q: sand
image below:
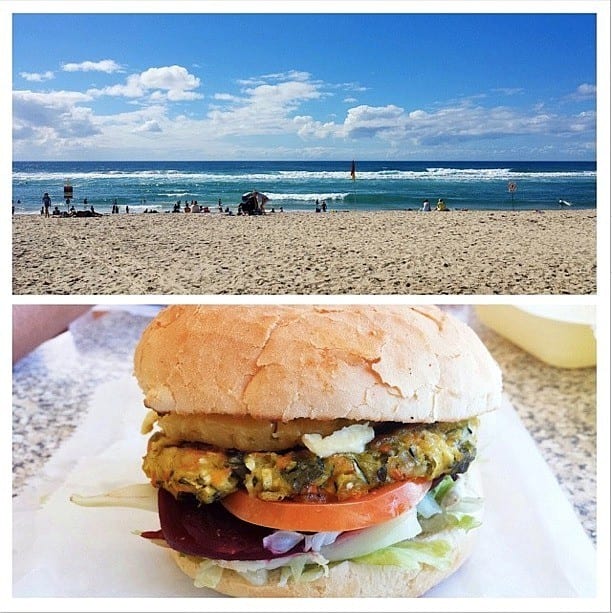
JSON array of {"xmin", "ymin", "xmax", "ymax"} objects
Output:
[{"xmin": 12, "ymin": 210, "xmax": 597, "ymax": 295}]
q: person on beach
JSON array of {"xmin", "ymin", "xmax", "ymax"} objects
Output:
[
  {"xmin": 436, "ymin": 198, "xmax": 448, "ymax": 211},
  {"xmin": 125, "ymin": 205, "xmax": 130, "ymax": 214},
  {"xmin": 42, "ymin": 192, "xmax": 51, "ymax": 218},
  {"xmin": 322, "ymin": 200, "xmax": 327, "ymax": 212},
  {"xmin": 422, "ymin": 199, "xmax": 431, "ymax": 212}
]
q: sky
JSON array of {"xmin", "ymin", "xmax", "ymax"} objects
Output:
[{"xmin": 11, "ymin": 10, "xmax": 599, "ymax": 161}]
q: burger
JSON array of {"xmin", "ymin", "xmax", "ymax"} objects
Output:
[{"xmin": 79, "ymin": 304, "xmax": 502, "ymax": 597}]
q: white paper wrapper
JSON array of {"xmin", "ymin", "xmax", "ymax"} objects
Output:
[{"xmin": 13, "ymin": 374, "xmax": 596, "ymax": 600}]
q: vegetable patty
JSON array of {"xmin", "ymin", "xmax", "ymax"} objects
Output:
[{"xmin": 143, "ymin": 419, "xmax": 478, "ymax": 504}]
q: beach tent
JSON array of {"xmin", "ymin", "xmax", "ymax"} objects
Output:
[{"xmin": 241, "ymin": 191, "xmax": 269, "ymax": 214}]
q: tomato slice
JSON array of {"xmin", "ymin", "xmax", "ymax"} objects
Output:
[{"xmin": 221, "ymin": 480, "xmax": 431, "ymax": 532}]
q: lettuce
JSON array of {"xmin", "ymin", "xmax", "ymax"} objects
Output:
[
  {"xmin": 419, "ymin": 512, "xmax": 481, "ymax": 535},
  {"xmin": 431, "ymin": 475, "xmax": 456, "ymax": 503},
  {"xmin": 193, "ymin": 558, "xmax": 224, "ymax": 589},
  {"xmin": 352, "ymin": 539, "xmax": 453, "ymax": 571},
  {"xmin": 418, "ymin": 473, "xmax": 483, "ymax": 535}
]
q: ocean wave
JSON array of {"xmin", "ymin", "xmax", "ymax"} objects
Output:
[
  {"xmin": 12, "ymin": 167, "xmax": 596, "ymax": 184},
  {"xmin": 265, "ymin": 192, "xmax": 349, "ymax": 202}
]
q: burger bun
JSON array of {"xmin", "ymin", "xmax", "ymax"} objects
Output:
[{"xmin": 134, "ymin": 305, "xmax": 502, "ymax": 424}]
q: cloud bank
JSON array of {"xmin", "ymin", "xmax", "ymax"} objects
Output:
[{"xmin": 12, "ymin": 59, "xmax": 596, "ymax": 160}]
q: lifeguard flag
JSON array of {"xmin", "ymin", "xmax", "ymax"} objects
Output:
[{"xmin": 350, "ymin": 160, "xmax": 356, "ymax": 181}]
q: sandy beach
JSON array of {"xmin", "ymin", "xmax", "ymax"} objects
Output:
[{"xmin": 12, "ymin": 210, "xmax": 596, "ymax": 295}]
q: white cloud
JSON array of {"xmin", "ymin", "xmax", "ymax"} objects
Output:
[
  {"xmin": 237, "ymin": 70, "xmax": 312, "ymax": 87},
  {"xmin": 295, "ymin": 116, "xmax": 339, "ymax": 139},
  {"xmin": 336, "ymin": 81, "xmax": 368, "ymax": 93},
  {"xmin": 207, "ymin": 77, "xmax": 323, "ymax": 136},
  {"xmin": 19, "ymin": 71, "xmax": 54, "ymax": 82},
  {"xmin": 139, "ymin": 66, "xmax": 201, "ymax": 99},
  {"xmin": 12, "ymin": 90, "xmax": 100, "ymax": 144},
  {"xmin": 90, "ymin": 65, "xmax": 202, "ymax": 102},
  {"xmin": 62, "ymin": 59, "xmax": 122, "ymax": 73},
  {"xmin": 132, "ymin": 119, "xmax": 163, "ymax": 133},
  {"xmin": 213, "ymin": 93, "xmax": 240, "ymax": 102},
  {"xmin": 295, "ymin": 98, "xmax": 596, "ymax": 149},
  {"xmin": 573, "ymin": 83, "xmax": 596, "ymax": 98},
  {"xmin": 492, "ymin": 87, "xmax": 524, "ymax": 96},
  {"xmin": 11, "ymin": 66, "xmax": 596, "ymax": 160},
  {"xmin": 343, "ymin": 104, "xmax": 405, "ymax": 138}
]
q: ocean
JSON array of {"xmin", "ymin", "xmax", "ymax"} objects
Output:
[{"xmin": 12, "ymin": 160, "xmax": 596, "ymax": 215}]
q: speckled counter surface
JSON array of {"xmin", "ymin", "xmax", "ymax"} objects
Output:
[
  {"xmin": 451, "ymin": 306, "xmax": 597, "ymax": 545},
  {"xmin": 12, "ymin": 306, "xmax": 597, "ymax": 545}
]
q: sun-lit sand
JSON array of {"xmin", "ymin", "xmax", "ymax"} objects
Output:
[{"xmin": 12, "ymin": 209, "xmax": 596, "ymax": 295}]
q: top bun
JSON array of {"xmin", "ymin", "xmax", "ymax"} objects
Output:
[{"xmin": 133, "ymin": 305, "xmax": 502, "ymax": 423}]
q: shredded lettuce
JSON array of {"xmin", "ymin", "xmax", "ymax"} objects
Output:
[
  {"xmin": 193, "ymin": 558, "xmax": 224, "ymax": 589},
  {"xmin": 419, "ymin": 473, "xmax": 483, "ymax": 535},
  {"xmin": 352, "ymin": 539, "xmax": 453, "ymax": 571},
  {"xmin": 419, "ymin": 511, "xmax": 481, "ymax": 535},
  {"xmin": 430, "ymin": 475, "xmax": 456, "ymax": 503}
]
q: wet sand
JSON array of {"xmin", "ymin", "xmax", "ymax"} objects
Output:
[{"xmin": 12, "ymin": 209, "xmax": 597, "ymax": 295}]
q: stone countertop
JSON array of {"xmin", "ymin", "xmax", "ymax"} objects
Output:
[
  {"xmin": 12, "ymin": 306, "xmax": 597, "ymax": 544},
  {"xmin": 447, "ymin": 306, "xmax": 596, "ymax": 544}
]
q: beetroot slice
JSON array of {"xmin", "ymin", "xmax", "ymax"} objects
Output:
[{"xmin": 142, "ymin": 488, "xmax": 301, "ymax": 561}]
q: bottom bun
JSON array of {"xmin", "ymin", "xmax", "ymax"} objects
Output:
[{"xmin": 169, "ymin": 524, "xmax": 478, "ymax": 598}]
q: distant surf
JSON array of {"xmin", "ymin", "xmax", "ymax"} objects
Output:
[{"xmin": 12, "ymin": 160, "xmax": 596, "ymax": 215}]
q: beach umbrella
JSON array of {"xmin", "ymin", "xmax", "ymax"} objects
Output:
[{"xmin": 241, "ymin": 190, "xmax": 269, "ymax": 214}]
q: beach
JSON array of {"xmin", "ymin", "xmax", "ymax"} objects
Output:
[{"xmin": 12, "ymin": 210, "xmax": 596, "ymax": 295}]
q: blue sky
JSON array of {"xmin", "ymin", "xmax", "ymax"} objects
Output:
[{"xmin": 12, "ymin": 11, "xmax": 598, "ymax": 161}]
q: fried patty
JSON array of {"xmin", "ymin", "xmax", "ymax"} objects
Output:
[
  {"xmin": 143, "ymin": 419, "xmax": 478, "ymax": 504},
  {"xmin": 146, "ymin": 412, "xmax": 361, "ymax": 452}
]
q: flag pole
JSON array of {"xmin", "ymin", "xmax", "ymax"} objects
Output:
[{"xmin": 350, "ymin": 160, "xmax": 356, "ymax": 207}]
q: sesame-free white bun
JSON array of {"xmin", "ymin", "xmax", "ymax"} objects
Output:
[{"xmin": 133, "ymin": 305, "xmax": 501, "ymax": 423}]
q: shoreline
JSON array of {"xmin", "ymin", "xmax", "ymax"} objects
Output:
[
  {"xmin": 12, "ymin": 209, "xmax": 597, "ymax": 295},
  {"xmin": 11, "ymin": 201, "xmax": 596, "ymax": 216}
]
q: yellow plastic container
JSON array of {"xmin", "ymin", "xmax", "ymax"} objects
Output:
[{"xmin": 475, "ymin": 305, "xmax": 596, "ymax": 368}]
